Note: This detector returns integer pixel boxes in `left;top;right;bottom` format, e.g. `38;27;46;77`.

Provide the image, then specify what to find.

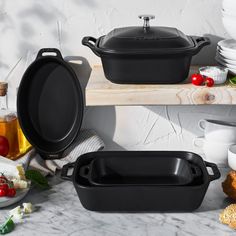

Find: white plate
215;56;236;69
217;47;236;60
0;186;30;208
218;39;236;52
216;53;236;65
216;60;236;75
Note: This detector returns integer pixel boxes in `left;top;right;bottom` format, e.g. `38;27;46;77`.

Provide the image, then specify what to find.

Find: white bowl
222;16;236;40
199;66;228;85
218;39;236;52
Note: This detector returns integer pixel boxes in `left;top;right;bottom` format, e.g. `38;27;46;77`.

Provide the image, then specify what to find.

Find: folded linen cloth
15;129;105;176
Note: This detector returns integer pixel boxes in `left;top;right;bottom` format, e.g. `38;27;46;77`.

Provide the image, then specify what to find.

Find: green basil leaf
0;217;15;235
229;76;236;85
25;170;50;189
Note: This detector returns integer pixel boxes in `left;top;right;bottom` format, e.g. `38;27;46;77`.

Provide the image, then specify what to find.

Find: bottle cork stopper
0;82;8;96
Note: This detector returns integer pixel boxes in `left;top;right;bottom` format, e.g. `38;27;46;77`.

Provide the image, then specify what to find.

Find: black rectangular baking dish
79;155;201;186
61;151;220;212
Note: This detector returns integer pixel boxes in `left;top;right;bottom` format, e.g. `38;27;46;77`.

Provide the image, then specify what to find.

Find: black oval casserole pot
61;151;220;212
82;15;210;84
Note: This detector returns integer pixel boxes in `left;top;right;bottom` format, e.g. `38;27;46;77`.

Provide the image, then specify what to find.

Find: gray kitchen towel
16;129;105;175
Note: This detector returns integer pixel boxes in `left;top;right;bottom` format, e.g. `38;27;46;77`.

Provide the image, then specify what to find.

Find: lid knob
138;15;155;29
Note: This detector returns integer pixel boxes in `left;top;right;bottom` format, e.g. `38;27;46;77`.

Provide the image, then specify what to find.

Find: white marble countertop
0;168;235;236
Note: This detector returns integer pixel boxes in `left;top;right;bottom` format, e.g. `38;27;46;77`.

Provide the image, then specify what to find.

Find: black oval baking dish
17;48;84;160
82;15;210;84
79;155;201;186
61;151;220;212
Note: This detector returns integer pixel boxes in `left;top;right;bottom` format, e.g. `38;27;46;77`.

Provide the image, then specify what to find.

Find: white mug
228;145;236;170
193;136;233;165
198;119;236;143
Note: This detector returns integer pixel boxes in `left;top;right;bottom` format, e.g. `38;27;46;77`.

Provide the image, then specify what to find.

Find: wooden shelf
85;65;236;106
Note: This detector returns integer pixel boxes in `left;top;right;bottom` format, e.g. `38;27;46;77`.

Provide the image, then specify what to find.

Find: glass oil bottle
0;82;31;160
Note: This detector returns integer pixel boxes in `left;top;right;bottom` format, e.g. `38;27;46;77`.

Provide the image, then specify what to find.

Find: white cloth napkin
16;129;104;175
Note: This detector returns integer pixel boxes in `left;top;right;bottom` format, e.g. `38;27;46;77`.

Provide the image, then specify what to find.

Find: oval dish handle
61;162;75;181
36;48;63;60
204;161;221;182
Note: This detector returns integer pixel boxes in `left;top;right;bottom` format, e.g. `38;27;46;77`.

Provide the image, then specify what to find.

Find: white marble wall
1;0;234;155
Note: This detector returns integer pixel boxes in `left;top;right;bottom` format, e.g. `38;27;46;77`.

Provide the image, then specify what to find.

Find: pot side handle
204;161;221;182
61;162;75;181
82;36;100;57
36;48;63;60
191;36;211;54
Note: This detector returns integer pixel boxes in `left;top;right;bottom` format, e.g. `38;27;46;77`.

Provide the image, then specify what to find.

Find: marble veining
0;168;235;236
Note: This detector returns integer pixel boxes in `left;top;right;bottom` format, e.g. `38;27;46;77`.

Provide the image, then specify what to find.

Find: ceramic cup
193;136;234;165
228;144;236;170
198;119;236;143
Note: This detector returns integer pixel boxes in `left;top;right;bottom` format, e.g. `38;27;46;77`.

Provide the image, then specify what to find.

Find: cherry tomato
0;188;7;197
205;77;214;87
7;188;16;197
0;176;7;183
0;183;9;191
191;74;204;86
0;136;9;157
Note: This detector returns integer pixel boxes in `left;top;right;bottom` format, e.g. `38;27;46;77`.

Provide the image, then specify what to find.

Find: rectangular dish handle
204;161;221;182
61;162;75;181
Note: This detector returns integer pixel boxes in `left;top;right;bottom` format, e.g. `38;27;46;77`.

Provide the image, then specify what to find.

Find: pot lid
98;15;195;52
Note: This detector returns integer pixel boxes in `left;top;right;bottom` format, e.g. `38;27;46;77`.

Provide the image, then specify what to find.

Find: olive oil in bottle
0;82;31;160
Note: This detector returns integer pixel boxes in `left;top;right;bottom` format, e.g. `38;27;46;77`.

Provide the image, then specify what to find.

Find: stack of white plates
216;39;236;75
222;0;236;39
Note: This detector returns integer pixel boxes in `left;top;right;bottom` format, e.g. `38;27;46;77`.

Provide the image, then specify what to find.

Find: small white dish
199;66;228;84
0;186;30;208
228;144;236;170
